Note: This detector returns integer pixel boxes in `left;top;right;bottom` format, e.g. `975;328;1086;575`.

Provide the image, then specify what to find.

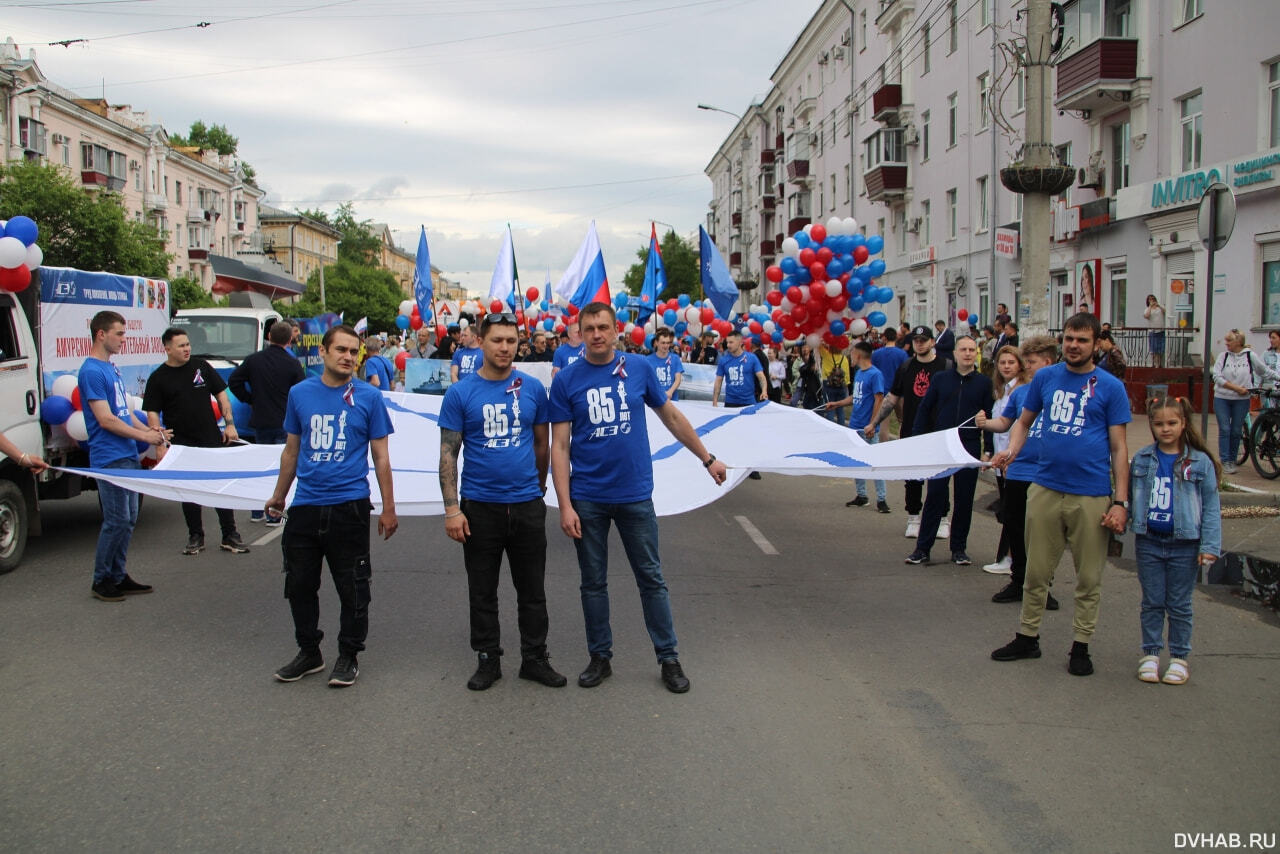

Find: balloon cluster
41;373;154;457
956;307;981;327
615;291;722;349
0;216;44;293
759;216;891;351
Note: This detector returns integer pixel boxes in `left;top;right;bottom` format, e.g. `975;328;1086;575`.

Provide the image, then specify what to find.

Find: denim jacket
1128;444;1222;555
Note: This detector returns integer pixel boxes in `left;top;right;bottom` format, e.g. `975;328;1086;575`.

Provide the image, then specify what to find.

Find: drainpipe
989;5;999;318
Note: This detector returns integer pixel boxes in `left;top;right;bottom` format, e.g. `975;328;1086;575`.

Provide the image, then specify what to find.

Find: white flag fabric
64;395;981;517
487;227;516;302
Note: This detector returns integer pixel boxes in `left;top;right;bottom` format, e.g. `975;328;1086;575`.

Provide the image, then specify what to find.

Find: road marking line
735;515;778;555
251;526;285;546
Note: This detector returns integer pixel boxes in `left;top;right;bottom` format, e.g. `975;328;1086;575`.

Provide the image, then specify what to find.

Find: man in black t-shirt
143;327;249;556
866;325;951;538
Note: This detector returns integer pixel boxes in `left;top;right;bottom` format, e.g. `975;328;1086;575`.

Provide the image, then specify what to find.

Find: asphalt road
2;473;1277;854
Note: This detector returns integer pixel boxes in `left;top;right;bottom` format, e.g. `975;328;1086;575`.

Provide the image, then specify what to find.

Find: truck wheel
0;479;28;574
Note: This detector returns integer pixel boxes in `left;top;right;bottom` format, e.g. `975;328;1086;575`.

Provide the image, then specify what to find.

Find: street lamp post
697;103;742;120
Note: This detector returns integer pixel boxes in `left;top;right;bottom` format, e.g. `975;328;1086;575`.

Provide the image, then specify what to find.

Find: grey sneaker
182;534;204;555
220;532;250;554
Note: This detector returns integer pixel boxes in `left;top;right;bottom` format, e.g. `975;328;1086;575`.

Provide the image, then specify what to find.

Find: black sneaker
274;650;324;682
220;532;250;554
951;551;973;566
1068;641;1093;676
328;654;359;687
91;580;125;602
117;575;153;595
467;652;502;691
846;495;869;507
904;550;930;565
1046;592;1060;611
992;581;1023;603
991;633;1042;661
182;534;204;555
660;659;690;693
264;512;284;528
876;500;891;513
519;656;567;688
577;655;612;688
747;471;762;480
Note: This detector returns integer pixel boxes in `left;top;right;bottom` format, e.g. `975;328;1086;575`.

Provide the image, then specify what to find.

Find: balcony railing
872;83;903;123
760;149;776;165
81;170;125;191
187;248;209;261
731;211;743;228
794;95;817;120
786;158;810;183
729;251;743;267
864;164;908;201
762;196;776;211
787;216;810;234
759;239;776;256
1055;37;1139;112
144;192;168;211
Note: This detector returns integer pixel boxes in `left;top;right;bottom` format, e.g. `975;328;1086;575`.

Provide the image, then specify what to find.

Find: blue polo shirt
363;354;394;389
1002;384;1042;482
439;369;548;503
848;365;885;431
283;376;394;506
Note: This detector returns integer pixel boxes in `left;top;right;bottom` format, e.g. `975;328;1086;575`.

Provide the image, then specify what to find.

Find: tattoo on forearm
439;429;462;506
873;399;894;426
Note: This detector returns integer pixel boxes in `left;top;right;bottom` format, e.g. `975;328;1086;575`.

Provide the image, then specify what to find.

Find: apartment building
259;204;342;285
707;0;1280;355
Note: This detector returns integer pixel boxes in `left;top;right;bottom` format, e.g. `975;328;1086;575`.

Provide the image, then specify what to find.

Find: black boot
1068;641;1093;676
467;651;502;690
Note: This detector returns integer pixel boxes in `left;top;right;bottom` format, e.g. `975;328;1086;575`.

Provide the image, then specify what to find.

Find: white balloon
802;223;813;234
849;318;870;336
781;237;800;257
762;320;776;334
805;333;822;350
25;243;42;271
66;410;88;441
827;216;844;235
780;298;793;312
824;280;842;298
399;299;414;316
0;236;26;268
51;374;78;399
459;318;469;328
624;322;635;333
128;395;144;413
688;321;702;336
843;217;858;234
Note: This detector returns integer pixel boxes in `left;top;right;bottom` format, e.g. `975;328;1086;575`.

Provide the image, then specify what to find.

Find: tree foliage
170;120;239;156
295;202;381;266
623;230;700;301
0;160;171;277
170;274;219;309
283;259;401;333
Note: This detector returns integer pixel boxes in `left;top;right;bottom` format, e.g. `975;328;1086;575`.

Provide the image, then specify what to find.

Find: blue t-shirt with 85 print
452;346;484;380
283;376;394;506
548;352;667;504
1019;363;1131;496
648;351;684;399
716;352;758;405
1144;449;1178;534
1001;384;1043;482
438;370;548;503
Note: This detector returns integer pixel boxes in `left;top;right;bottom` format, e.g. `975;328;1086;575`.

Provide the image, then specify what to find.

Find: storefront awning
210;254;304;298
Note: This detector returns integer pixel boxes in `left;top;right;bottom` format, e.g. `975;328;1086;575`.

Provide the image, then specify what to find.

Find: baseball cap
911;325;935;340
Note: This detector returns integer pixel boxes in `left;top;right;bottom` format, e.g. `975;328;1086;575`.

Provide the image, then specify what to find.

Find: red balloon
816;247;833;264
822;331;837;348
785;286;803;304
771;308;784;322
410;315;423;330
834;334;850;350
798;248;816;267
810;224;828;244
436;324;447;338
853;245;870;264
211;397;221;421
0;264;31;292
742;338;754;350
765;266;784;284
809;282;826;301
957;308;969;321
70;387;82;411
617;320;626;333
765;289;783;306
700;306;714;324
829;294;848;312
526;287;540;302
567;303;580;316
631;327;646;345
790;304;809;323
394;351;408;371
489;299;504;314
809;261;827;281
554;322;565;333
748;320;763;334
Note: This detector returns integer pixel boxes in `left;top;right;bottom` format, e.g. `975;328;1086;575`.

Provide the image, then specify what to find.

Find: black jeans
904;479;925;515
461;497;550;659
182;503;237;538
281;499;372;657
1002;478;1031;585
916;467;980;553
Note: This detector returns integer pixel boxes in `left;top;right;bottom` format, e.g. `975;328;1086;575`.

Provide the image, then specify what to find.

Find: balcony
785;158;810;183
872;83;903;123
865;165;908;201
729;251;743;267
1055;38;1139;113
81;170;125;192
731;211;743;228
762;195;776;211
187;206;211;222
874;0;914;33
794;95;817;121
760;240;776;257
787;217;810;234
187;248;209;261
760;149;776;165
144;192;168;211
863;128;908;201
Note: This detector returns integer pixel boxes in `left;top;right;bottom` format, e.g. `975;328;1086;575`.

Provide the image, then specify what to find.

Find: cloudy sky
6;0;812;296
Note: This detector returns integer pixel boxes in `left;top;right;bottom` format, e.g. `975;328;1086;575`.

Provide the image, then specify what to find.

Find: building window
843;164;851;203
976;175;989;232
1109;266;1127;325
63;145;71;167
175;181;182;204
896;209;907;253
817;182;824;217
1106;0;1132;36
1111;121;1131;193
921;110;930;160
17;117;47;157
830;174;837;211
1269;60;1280;148
1056;143;1073;203
979;0;994;28
859;9;867;50
1263;253;1280;325
1014;192;1024;222
948;0;959;53
947;93;958;147
977;73;991;130
1179;92;1203;171
1015;69;1025;112
1178;0;1202;25
946;189;958;240
922;23;931;74
788;191;812;220
922;200;931;244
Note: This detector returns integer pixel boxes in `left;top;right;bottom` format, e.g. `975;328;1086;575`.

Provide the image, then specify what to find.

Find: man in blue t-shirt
80;311;171;602
439;312;566;692
711;331;766;408
361;337;395;389
551;320;585;377
449;325;484;383
871;327;909;384
990;314;1131;676
647;327;685;400
549;302;727;694
826;341;889;512
266;325;397;688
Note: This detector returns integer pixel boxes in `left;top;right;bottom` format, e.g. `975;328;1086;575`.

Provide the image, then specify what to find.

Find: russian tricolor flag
554;220;610;308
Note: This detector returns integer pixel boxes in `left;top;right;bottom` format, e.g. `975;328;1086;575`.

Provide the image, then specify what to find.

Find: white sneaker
983;555;1013;575
1223;461;1237;475
937;517;951;539
905;514;921;538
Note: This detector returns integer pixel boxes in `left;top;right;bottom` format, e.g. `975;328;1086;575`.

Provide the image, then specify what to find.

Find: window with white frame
830;174;837;211
977;73;991;129
1015;69;1025;112
843;164;851;203
1178;0;1202;25
1055;143;1073;202
922;23;931;74
896;209;907;253
859;9;867;50
1111;120;1130;193
980;0;994;28
947;93;958;147
1109;266;1127;324
921;110;931;159
948;0;959;53
1179;92;1202;171
788;191;812;220
817;182;824;215
976;176;989;232
922;200;931;243
946;188;958;239
1269;60;1280;148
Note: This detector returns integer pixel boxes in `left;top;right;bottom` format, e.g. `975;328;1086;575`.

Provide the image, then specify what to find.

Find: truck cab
0;289;44;572
172;291;284;371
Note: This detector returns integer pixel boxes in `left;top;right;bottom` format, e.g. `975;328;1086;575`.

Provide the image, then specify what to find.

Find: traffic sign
1198;182;1236;251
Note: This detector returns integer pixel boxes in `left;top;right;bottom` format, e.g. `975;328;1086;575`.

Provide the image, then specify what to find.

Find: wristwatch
1111;499;1129;510
703;454;717;468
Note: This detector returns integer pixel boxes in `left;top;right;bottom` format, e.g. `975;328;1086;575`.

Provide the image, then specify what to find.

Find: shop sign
993;228;1019;259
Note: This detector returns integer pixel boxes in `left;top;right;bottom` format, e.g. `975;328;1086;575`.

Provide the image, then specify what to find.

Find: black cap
911;325;934;340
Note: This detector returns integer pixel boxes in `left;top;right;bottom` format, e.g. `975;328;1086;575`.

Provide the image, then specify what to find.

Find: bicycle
1246;388;1280;479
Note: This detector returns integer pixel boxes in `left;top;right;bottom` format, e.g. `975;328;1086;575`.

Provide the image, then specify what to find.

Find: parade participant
525;331;554;362
267;325;397;688
439;312;565;691
691;330;719;365
406;326;436;359
549;302;728;693
0;432;48;472
872;327;908;383
80;311;170;602
435;325;459;362
449;324;483;384
144;327;249;555
980;345;1026;573
990;313;1131;677
1130;396;1222;686
551;320;585;376
711;331;766;408
826;342;889;513
361;337;394;389
647;327;684;400
934;320;956;362
903;336;993;566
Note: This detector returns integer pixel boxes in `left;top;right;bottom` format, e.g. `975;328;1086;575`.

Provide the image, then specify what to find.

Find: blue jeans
855;430;886;501
1214;397;1249;463
94;458;141;585
1135;533;1200;658
571;498;678;663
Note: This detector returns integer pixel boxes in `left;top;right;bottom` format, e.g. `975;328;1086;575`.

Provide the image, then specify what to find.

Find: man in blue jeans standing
79;311;171;601
550;302;728;693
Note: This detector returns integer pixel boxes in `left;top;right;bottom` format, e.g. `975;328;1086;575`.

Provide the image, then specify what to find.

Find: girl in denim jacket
1129;396;1222;685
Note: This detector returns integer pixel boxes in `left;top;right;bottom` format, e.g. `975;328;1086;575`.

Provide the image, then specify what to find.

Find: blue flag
699;225;737;320
637;223;664;326
413;226;432;322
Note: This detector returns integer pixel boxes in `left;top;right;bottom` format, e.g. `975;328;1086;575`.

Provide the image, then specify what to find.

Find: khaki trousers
1019;485;1112;643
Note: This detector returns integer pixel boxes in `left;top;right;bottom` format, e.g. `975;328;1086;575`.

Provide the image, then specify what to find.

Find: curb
976;466;1280;507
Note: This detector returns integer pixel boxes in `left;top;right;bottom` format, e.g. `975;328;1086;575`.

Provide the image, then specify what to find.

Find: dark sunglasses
484;312;517;323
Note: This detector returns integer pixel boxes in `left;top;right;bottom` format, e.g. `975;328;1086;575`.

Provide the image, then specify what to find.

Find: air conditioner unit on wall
51;133;66;145
833;47;845;60
907;217;921;234
902;124;920;145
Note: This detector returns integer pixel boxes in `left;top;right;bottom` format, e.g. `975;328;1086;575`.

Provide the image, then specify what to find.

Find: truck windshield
171;315;261;361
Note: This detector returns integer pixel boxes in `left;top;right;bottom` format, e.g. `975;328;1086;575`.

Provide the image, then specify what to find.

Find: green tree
171;120;239;156
622;229;700;301
170;274;217;309
294;203;381;266
0;160;171;277
287;259;401;333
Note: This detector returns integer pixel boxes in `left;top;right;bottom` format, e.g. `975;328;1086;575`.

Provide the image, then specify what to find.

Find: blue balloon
845;279;863;297
543;318;555;331
851;234;866;248
41;394;73;425
878;286;894;303
856;266;873;283
869;259;887;278
795;269;812;284
395;314;410;330
645;333;655;349
829;320;846;336
867;310;888;327
4;215;38;247
540;299;549;312
867;235;884;255
613;292;628;308
826;259;844;277
677;293;690;307
674;321;688;335
617;309;631;324
969;315;980;327
794;231;811;248
848;296;865;311
771;331;782;344
780;256;798;275
663;309;677;325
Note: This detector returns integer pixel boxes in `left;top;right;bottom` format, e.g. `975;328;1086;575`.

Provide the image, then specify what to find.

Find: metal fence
1048;326;1199;368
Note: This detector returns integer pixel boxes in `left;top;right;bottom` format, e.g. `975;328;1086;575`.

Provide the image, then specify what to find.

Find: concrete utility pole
1021;0;1053;336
